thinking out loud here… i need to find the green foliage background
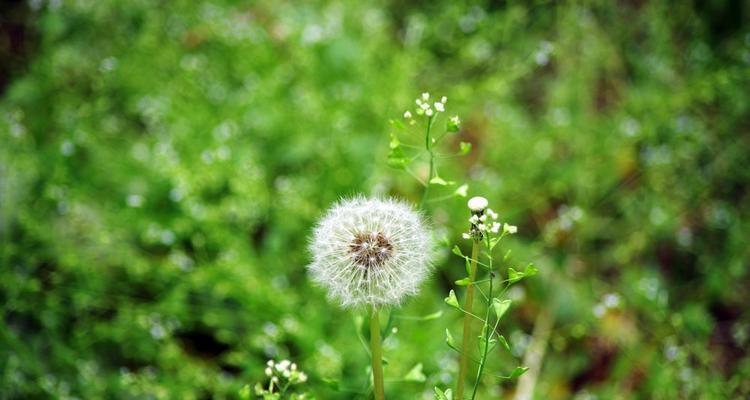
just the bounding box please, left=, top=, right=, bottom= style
left=1, top=0, right=749, bottom=398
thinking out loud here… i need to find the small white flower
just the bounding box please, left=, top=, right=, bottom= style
left=490, top=222, right=501, bottom=233
left=422, top=92, right=430, bottom=101
left=469, top=215, right=479, bottom=224
left=299, top=373, right=307, bottom=382
left=479, top=215, right=487, bottom=222
left=425, top=109, right=434, bottom=117
left=487, top=208, right=498, bottom=220
left=271, top=376, right=279, bottom=383
left=267, top=360, right=274, bottom=367
left=420, top=102, right=431, bottom=110
left=450, top=115, right=461, bottom=125
left=467, top=196, right=488, bottom=212
left=503, top=223, right=518, bottom=234
left=415, top=98, right=422, bottom=106
left=477, top=223, right=486, bottom=231
left=308, top=197, right=434, bottom=308
left=441, top=96, right=447, bottom=104
left=434, top=102, right=445, bottom=112
left=403, top=111, right=412, bottom=119
left=265, top=367, right=273, bottom=377
left=462, top=233, right=471, bottom=240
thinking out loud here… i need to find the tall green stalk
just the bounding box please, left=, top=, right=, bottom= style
left=420, top=116, right=435, bottom=209
left=471, top=239, right=494, bottom=400
left=370, top=307, right=385, bottom=400
left=456, top=240, right=479, bottom=399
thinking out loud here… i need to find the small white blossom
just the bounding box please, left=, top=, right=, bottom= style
left=503, top=223, right=518, bottom=234
left=425, top=109, right=434, bottom=117
left=490, top=222, right=501, bottom=233
left=267, top=360, right=274, bottom=367
left=441, top=96, right=447, bottom=104
left=403, top=111, right=412, bottom=119
left=487, top=209, right=498, bottom=220
left=462, top=233, right=471, bottom=240
left=467, top=196, right=488, bottom=212
left=422, top=92, right=430, bottom=101
left=479, top=215, right=487, bottom=222
left=265, top=368, right=273, bottom=377
left=450, top=115, right=461, bottom=125
left=469, top=215, right=479, bottom=224
left=415, top=98, right=423, bottom=106
left=477, top=223, right=486, bottom=231
left=434, top=102, right=445, bottom=112
left=308, top=197, right=434, bottom=308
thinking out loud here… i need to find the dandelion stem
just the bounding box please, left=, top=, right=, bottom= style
left=456, top=240, right=479, bottom=399
left=370, top=307, right=386, bottom=400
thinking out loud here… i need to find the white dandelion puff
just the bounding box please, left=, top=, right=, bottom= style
left=308, top=197, right=434, bottom=308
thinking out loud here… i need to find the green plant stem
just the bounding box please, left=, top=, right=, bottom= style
left=456, top=240, right=479, bottom=399
left=471, top=262, right=494, bottom=400
left=370, top=307, right=385, bottom=400
left=420, top=116, right=435, bottom=208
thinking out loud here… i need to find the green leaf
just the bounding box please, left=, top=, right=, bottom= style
left=434, top=387, right=453, bottom=400
left=387, top=133, right=409, bottom=169
left=509, top=366, right=530, bottom=379
left=454, top=277, right=471, bottom=286
left=492, top=298, right=512, bottom=319
left=451, top=245, right=464, bottom=257
left=508, top=267, right=522, bottom=283
left=525, top=263, right=538, bottom=277
left=459, top=141, right=472, bottom=155
left=445, top=329, right=458, bottom=351
left=404, top=363, right=426, bottom=382
left=444, top=290, right=460, bottom=310
left=465, top=258, right=471, bottom=276
left=498, top=335, right=510, bottom=351
left=430, top=175, right=454, bottom=186
left=454, top=184, right=469, bottom=197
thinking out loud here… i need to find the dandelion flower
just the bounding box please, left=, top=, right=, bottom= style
left=308, top=197, right=433, bottom=308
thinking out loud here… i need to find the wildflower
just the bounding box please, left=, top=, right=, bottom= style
left=434, top=102, right=445, bottom=112
left=422, top=92, right=430, bottom=101
left=426, top=108, right=434, bottom=117
left=441, top=96, right=447, bottom=104
left=503, top=223, right=517, bottom=234
left=467, top=196, right=488, bottom=212
left=308, top=197, right=433, bottom=308
left=403, top=111, right=412, bottom=119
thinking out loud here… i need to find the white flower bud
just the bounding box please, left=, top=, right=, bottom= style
left=467, top=196, right=488, bottom=212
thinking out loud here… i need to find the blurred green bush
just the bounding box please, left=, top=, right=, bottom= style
left=1, top=0, right=748, bottom=398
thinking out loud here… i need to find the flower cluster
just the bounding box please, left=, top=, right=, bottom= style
left=264, top=359, right=308, bottom=384
left=251, top=359, right=309, bottom=399
left=462, top=196, right=517, bottom=240
left=403, top=92, right=454, bottom=120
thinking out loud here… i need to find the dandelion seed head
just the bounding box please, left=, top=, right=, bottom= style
left=308, top=197, right=434, bottom=308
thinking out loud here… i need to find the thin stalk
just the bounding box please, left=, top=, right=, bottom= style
left=471, top=264, right=494, bottom=400
left=370, top=307, right=385, bottom=400
left=456, top=240, right=479, bottom=399
left=420, top=116, right=435, bottom=208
